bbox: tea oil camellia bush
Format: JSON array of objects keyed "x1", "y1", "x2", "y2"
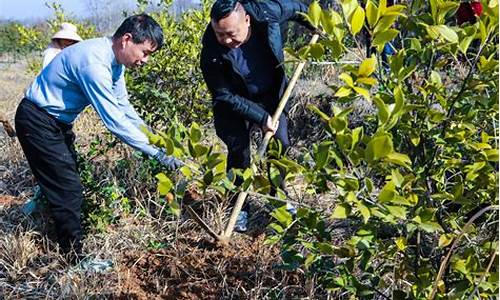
[
  {"x1": 147, "y1": 0, "x2": 499, "y2": 298},
  {"x1": 127, "y1": 0, "x2": 212, "y2": 128}
]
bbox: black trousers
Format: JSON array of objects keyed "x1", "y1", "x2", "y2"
[
  {"x1": 214, "y1": 109, "x2": 289, "y2": 195},
  {"x1": 15, "y1": 99, "x2": 83, "y2": 255}
]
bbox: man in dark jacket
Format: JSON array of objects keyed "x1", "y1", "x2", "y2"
[{"x1": 200, "y1": 0, "x2": 311, "y2": 231}]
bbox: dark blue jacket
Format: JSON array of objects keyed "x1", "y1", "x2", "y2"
[{"x1": 200, "y1": 0, "x2": 311, "y2": 125}]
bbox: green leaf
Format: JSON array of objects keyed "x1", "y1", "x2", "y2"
[
  {"x1": 385, "y1": 205, "x2": 407, "y2": 219},
  {"x1": 329, "y1": 116, "x2": 347, "y2": 132},
  {"x1": 459, "y1": 35, "x2": 475, "y2": 54},
  {"x1": 353, "y1": 86, "x2": 370, "y2": 100},
  {"x1": 308, "y1": 105, "x2": 330, "y2": 122},
  {"x1": 271, "y1": 206, "x2": 293, "y2": 227},
  {"x1": 439, "y1": 234, "x2": 454, "y2": 248},
  {"x1": 332, "y1": 203, "x2": 351, "y2": 219},
  {"x1": 385, "y1": 152, "x2": 412, "y2": 168},
  {"x1": 203, "y1": 169, "x2": 214, "y2": 185},
  {"x1": 374, "y1": 96, "x2": 390, "y2": 124},
  {"x1": 317, "y1": 242, "x2": 335, "y2": 254},
  {"x1": 194, "y1": 144, "x2": 209, "y2": 157},
  {"x1": 309, "y1": 43, "x2": 325, "y2": 59},
  {"x1": 304, "y1": 253, "x2": 317, "y2": 269},
  {"x1": 180, "y1": 166, "x2": 192, "y2": 178},
  {"x1": 379, "y1": 181, "x2": 396, "y2": 203},
  {"x1": 393, "y1": 85, "x2": 405, "y2": 116},
  {"x1": 351, "y1": 127, "x2": 363, "y2": 149},
  {"x1": 385, "y1": 4, "x2": 405, "y2": 14},
  {"x1": 390, "y1": 49, "x2": 405, "y2": 75},
  {"x1": 365, "y1": 178, "x2": 374, "y2": 193},
  {"x1": 268, "y1": 223, "x2": 284, "y2": 234},
  {"x1": 321, "y1": 9, "x2": 335, "y2": 34},
  {"x1": 453, "y1": 259, "x2": 468, "y2": 275},
  {"x1": 419, "y1": 221, "x2": 444, "y2": 233},
  {"x1": 339, "y1": 72, "x2": 354, "y2": 87},
  {"x1": 429, "y1": 0, "x2": 438, "y2": 22},
  {"x1": 308, "y1": 1, "x2": 322, "y2": 27},
  {"x1": 358, "y1": 202, "x2": 371, "y2": 223},
  {"x1": 350, "y1": 6, "x2": 365, "y2": 35},
  {"x1": 365, "y1": 0, "x2": 378, "y2": 27},
  {"x1": 434, "y1": 25, "x2": 459, "y2": 43},
  {"x1": 365, "y1": 134, "x2": 393, "y2": 163},
  {"x1": 341, "y1": 0, "x2": 358, "y2": 22},
  {"x1": 437, "y1": 2, "x2": 459, "y2": 24},
  {"x1": 391, "y1": 169, "x2": 404, "y2": 187},
  {"x1": 314, "y1": 142, "x2": 330, "y2": 169},
  {"x1": 484, "y1": 149, "x2": 499, "y2": 161},
  {"x1": 190, "y1": 122, "x2": 202, "y2": 143},
  {"x1": 164, "y1": 137, "x2": 175, "y2": 155},
  {"x1": 356, "y1": 77, "x2": 377, "y2": 86},
  {"x1": 395, "y1": 237, "x2": 407, "y2": 251},
  {"x1": 374, "y1": 15, "x2": 398, "y2": 35},
  {"x1": 373, "y1": 29, "x2": 399, "y2": 50},
  {"x1": 156, "y1": 173, "x2": 173, "y2": 195},
  {"x1": 358, "y1": 55, "x2": 377, "y2": 77},
  {"x1": 409, "y1": 131, "x2": 420, "y2": 146},
  {"x1": 377, "y1": 0, "x2": 387, "y2": 19},
  {"x1": 430, "y1": 70, "x2": 442, "y2": 86},
  {"x1": 335, "y1": 86, "x2": 352, "y2": 98}
]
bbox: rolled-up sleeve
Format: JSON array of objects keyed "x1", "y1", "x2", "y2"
[{"x1": 76, "y1": 63, "x2": 158, "y2": 157}]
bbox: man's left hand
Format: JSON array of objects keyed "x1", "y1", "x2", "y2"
[{"x1": 262, "y1": 116, "x2": 278, "y2": 134}]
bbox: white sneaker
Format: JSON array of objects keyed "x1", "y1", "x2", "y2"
[
  {"x1": 78, "y1": 257, "x2": 114, "y2": 274},
  {"x1": 234, "y1": 210, "x2": 249, "y2": 232}
]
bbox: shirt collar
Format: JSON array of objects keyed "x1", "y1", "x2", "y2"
[{"x1": 106, "y1": 37, "x2": 121, "y2": 67}]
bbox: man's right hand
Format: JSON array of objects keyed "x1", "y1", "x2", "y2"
[
  {"x1": 154, "y1": 150, "x2": 183, "y2": 171},
  {"x1": 262, "y1": 116, "x2": 278, "y2": 135}
]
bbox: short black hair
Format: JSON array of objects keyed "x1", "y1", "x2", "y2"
[
  {"x1": 210, "y1": 0, "x2": 244, "y2": 21},
  {"x1": 113, "y1": 13, "x2": 164, "y2": 50}
]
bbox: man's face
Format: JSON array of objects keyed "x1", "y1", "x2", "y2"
[
  {"x1": 116, "y1": 33, "x2": 156, "y2": 68},
  {"x1": 211, "y1": 6, "x2": 250, "y2": 49},
  {"x1": 58, "y1": 39, "x2": 78, "y2": 49}
]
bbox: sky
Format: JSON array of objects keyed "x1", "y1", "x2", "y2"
[
  {"x1": 0, "y1": 0, "x2": 136, "y2": 22},
  {"x1": 0, "y1": 0, "x2": 85, "y2": 21}
]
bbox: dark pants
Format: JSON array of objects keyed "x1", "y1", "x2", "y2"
[
  {"x1": 15, "y1": 99, "x2": 83, "y2": 255},
  {"x1": 214, "y1": 109, "x2": 289, "y2": 195}
]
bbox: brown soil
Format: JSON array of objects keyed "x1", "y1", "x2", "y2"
[{"x1": 115, "y1": 232, "x2": 287, "y2": 299}]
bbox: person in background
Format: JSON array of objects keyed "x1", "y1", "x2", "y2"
[
  {"x1": 200, "y1": 0, "x2": 313, "y2": 232},
  {"x1": 15, "y1": 14, "x2": 181, "y2": 262},
  {"x1": 42, "y1": 22, "x2": 83, "y2": 68}
]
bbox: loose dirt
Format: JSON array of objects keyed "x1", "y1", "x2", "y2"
[{"x1": 115, "y1": 232, "x2": 284, "y2": 299}]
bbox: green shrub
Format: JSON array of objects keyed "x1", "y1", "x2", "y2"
[
  {"x1": 147, "y1": 0, "x2": 498, "y2": 298},
  {"x1": 127, "y1": 0, "x2": 212, "y2": 128}
]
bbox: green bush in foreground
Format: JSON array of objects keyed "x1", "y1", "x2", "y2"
[{"x1": 148, "y1": 0, "x2": 498, "y2": 298}]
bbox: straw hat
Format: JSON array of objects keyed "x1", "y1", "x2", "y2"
[{"x1": 52, "y1": 22, "x2": 83, "y2": 42}]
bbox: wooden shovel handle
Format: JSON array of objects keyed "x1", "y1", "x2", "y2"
[{"x1": 222, "y1": 34, "x2": 320, "y2": 242}]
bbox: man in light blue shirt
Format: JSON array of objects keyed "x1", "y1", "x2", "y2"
[{"x1": 15, "y1": 14, "x2": 180, "y2": 261}]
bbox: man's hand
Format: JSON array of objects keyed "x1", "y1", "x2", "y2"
[
  {"x1": 154, "y1": 150, "x2": 183, "y2": 171},
  {"x1": 262, "y1": 116, "x2": 278, "y2": 134}
]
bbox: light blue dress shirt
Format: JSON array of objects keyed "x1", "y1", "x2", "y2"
[{"x1": 25, "y1": 37, "x2": 158, "y2": 157}]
